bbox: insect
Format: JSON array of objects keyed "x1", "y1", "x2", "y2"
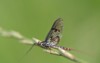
[
  {"x1": 37, "y1": 18, "x2": 71, "y2": 51},
  {"x1": 24, "y1": 18, "x2": 72, "y2": 58}
]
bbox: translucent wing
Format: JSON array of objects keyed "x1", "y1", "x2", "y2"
[{"x1": 44, "y1": 18, "x2": 63, "y2": 46}]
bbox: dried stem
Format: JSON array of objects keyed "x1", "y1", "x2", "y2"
[{"x1": 0, "y1": 27, "x2": 88, "y2": 63}]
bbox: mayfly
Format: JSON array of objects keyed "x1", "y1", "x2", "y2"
[
  {"x1": 25, "y1": 18, "x2": 72, "y2": 55},
  {"x1": 37, "y1": 18, "x2": 71, "y2": 51}
]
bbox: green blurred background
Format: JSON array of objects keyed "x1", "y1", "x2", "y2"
[{"x1": 0, "y1": 0, "x2": 100, "y2": 63}]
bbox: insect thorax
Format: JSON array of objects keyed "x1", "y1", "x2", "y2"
[{"x1": 36, "y1": 41, "x2": 56, "y2": 49}]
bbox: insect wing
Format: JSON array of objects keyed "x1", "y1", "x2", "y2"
[{"x1": 44, "y1": 18, "x2": 63, "y2": 46}]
